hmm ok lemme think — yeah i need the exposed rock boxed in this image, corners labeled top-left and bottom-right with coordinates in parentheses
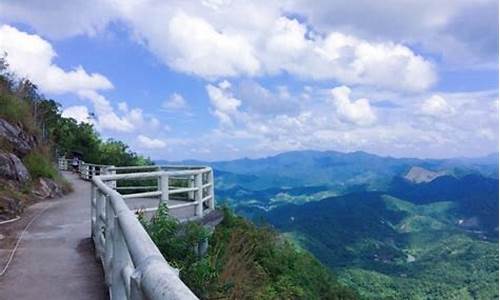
top-left (404, 166), bottom-right (447, 183)
top-left (0, 195), bottom-right (23, 220)
top-left (0, 151), bottom-right (30, 183)
top-left (33, 178), bottom-right (63, 199)
top-left (0, 118), bottom-right (37, 157)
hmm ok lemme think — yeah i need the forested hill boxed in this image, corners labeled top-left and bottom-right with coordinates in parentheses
top-left (264, 174), bottom-right (499, 299)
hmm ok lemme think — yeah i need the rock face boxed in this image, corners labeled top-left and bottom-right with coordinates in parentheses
top-left (0, 196), bottom-right (23, 220)
top-left (0, 151), bottom-right (30, 183)
top-left (33, 178), bottom-right (63, 199)
top-left (0, 118), bottom-right (37, 157)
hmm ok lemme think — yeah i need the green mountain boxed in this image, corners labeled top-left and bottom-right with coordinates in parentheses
top-left (159, 150), bottom-right (498, 192)
top-left (263, 175), bottom-right (499, 299)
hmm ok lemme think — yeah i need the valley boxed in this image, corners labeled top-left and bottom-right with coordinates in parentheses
top-left (180, 150), bottom-right (500, 299)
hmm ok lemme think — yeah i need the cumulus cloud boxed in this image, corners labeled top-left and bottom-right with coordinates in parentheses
top-left (162, 12), bottom-right (261, 77)
top-left (0, 0), bottom-right (117, 39)
top-left (162, 93), bottom-right (188, 111)
top-left (198, 81), bottom-right (497, 159)
top-left (138, 135), bottom-right (167, 149)
top-left (206, 81), bottom-right (242, 126)
top-left (61, 105), bottom-right (91, 124)
top-left (420, 95), bottom-right (455, 117)
top-left (285, 0), bottom-right (498, 67)
top-left (331, 86), bottom-right (377, 126)
top-left (0, 25), bottom-right (112, 94)
top-left (0, 25), bottom-right (163, 135)
top-left (0, 2), bottom-right (439, 91)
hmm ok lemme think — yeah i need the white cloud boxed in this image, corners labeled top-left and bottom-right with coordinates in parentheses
top-left (0, 0), bottom-right (117, 39)
top-left (206, 81), bottom-right (242, 126)
top-left (331, 86), bottom-right (377, 126)
top-left (161, 12), bottom-right (261, 77)
top-left (61, 105), bottom-right (91, 124)
top-left (285, 0), bottom-right (498, 67)
top-left (420, 94), bottom-right (455, 117)
top-left (162, 93), bottom-right (188, 111)
top-left (0, 2), bottom-right (439, 91)
top-left (0, 25), bottom-right (112, 94)
top-left (138, 135), bottom-right (167, 149)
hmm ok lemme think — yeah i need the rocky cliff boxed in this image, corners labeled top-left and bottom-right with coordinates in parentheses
top-left (0, 118), bottom-right (66, 221)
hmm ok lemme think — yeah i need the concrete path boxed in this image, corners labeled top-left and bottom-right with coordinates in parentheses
top-left (0, 172), bottom-right (107, 299)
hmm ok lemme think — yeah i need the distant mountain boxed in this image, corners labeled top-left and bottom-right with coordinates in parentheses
top-left (404, 166), bottom-right (447, 183)
top-left (389, 174), bottom-right (499, 233)
top-left (158, 150), bottom-right (498, 191)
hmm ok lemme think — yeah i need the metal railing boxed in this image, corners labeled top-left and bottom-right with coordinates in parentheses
top-left (58, 158), bottom-right (216, 299)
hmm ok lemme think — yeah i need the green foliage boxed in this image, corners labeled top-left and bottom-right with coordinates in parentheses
top-left (265, 190), bottom-right (499, 300)
top-left (140, 204), bottom-right (213, 296)
top-left (0, 93), bottom-right (33, 131)
top-left (142, 206), bottom-right (358, 299)
top-left (23, 150), bottom-right (57, 179)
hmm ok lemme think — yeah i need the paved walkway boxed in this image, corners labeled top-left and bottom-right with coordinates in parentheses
top-left (0, 172), bottom-right (107, 299)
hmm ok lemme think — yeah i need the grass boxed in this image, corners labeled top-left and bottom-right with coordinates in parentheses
top-left (0, 93), bottom-right (36, 133)
top-left (23, 151), bottom-right (57, 179)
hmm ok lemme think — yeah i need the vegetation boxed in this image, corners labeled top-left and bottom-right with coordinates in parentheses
top-left (141, 206), bottom-right (358, 299)
top-left (0, 54), bottom-right (151, 169)
top-left (23, 149), bottom-right (58, 179)
top-left (264, 183), bottom-right (499, 299)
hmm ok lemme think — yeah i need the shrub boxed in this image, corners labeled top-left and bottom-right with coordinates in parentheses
top-left (141, 206), bottom-right (359, 300)
top-left (23, 151), bottom-right (57, 179)
top-left (0, 93), bottom-right (35, 132)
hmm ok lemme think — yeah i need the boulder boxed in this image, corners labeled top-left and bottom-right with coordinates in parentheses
top-left (33, 178), bottom-right (63, 199)
top-left (0, 195), bottom-right (23, 220)
top-left (0, 118), bottom-right (37, 157)
top-left (0, 151), bottom-right (30, 183)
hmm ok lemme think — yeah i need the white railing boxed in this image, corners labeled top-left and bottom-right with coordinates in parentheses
top-left (92, 168), bottom-right (214, 299)
top-left (92, 175), bottom-right (199, 300)
top-left (57, 158), bottom-right (113, 181)
top-left (58, 157), bottom-right (215, 299)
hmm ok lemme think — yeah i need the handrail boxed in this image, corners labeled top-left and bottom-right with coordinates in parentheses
top-left (57, 157), bottom-right (216, 299)
top-left (58, 158), bottom-right (113, 181)
top-left (92, 176), bottom-right (199, 299)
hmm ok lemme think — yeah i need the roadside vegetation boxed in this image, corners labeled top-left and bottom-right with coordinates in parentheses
top-left (141, 205), bottom-right (359, 299)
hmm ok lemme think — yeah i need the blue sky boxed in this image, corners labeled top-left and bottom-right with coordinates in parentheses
top-left (0, 0), bottom-right (498, 161)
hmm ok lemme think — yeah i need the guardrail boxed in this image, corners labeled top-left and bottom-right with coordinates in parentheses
top-left (58, 158), bottom-right (113, 180)
top-left (58, 157), bottom-right (215, 299)
top-left (92, 174), bottom-right (199, 299)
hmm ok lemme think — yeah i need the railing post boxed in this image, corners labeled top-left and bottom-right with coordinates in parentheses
top-left (208, 170), bottom-right (215, 210)
top-left (160, 173), bottom-right (169, 204)
top-left (195, 173), bottom-right (203, 217)
top-left (94, 191), bottom-right (106, 260)
top-left (188, 175), bottom-right (194, 201)
top-left (104, 196), bottom-right (114, 285)
top-left (112, 222), bottom-right (131, 299)
top-left (91, 184), bottom-right (97, 238)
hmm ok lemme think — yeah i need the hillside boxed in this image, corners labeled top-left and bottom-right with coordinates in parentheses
top-left (263, 175), bottom-right (499, 299)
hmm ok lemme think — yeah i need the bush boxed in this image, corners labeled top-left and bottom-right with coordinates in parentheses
top-left (23, 151), bottom-right (57, 179)
top-left (141, 206), bottom-right (359, 300)
top-left (0, 93), bottom-right (34, 131)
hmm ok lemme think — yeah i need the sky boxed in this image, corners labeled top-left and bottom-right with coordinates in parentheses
top-left (0, 0), bottom-right (498, 161)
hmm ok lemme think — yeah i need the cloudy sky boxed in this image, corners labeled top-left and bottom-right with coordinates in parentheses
top-left (0, 0), bottom-right (498, 160)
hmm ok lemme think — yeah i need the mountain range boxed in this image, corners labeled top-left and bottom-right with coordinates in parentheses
top-left (158, 150), bottom-right (499, 299)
